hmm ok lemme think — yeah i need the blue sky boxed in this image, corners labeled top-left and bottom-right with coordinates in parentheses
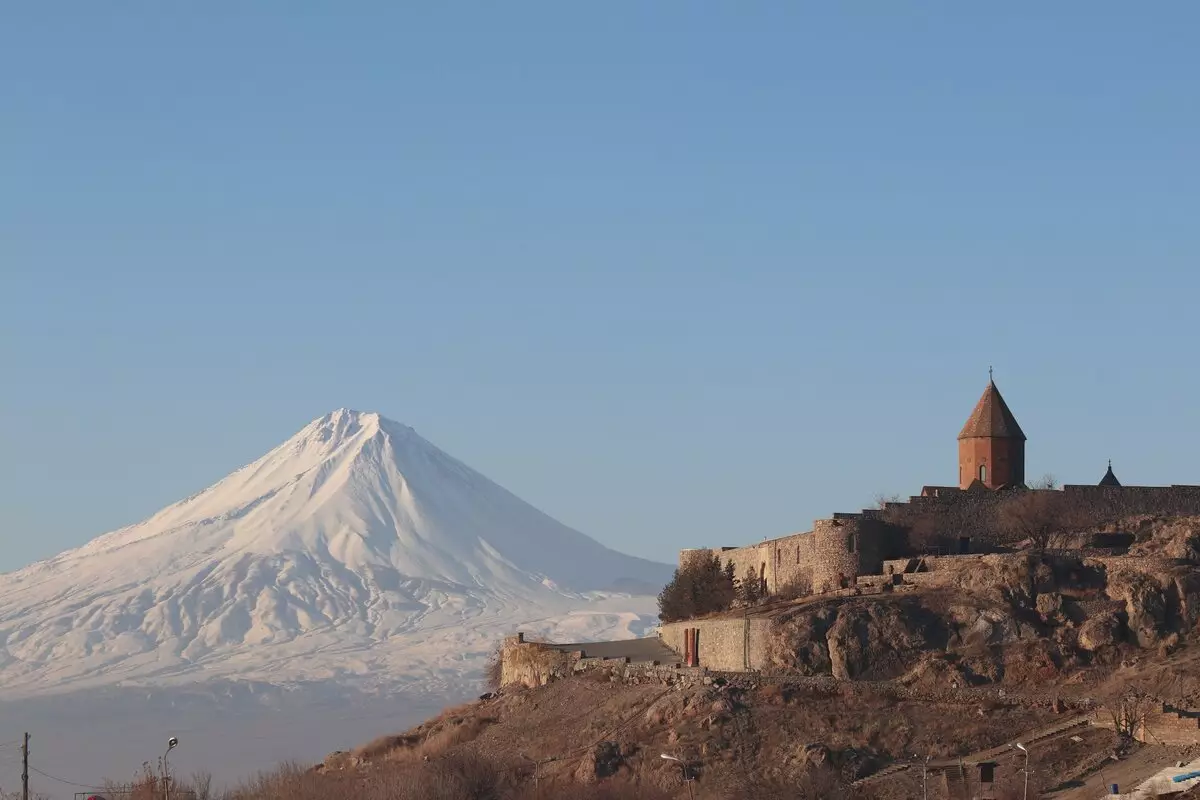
top-left (2, 4), bottom-right (1197, 571)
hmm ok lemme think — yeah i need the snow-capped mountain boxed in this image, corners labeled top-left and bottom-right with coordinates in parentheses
top-left (0, 410), bottom-right (669, 697)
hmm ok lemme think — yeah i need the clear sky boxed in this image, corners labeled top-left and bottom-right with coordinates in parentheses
top-left (2, 4), bottom-right (1198, 572)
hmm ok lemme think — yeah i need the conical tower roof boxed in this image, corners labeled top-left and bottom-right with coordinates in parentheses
top-left (1099, 460), bottom-right (1122, 487)
top-left (958, 380), bottom-right (1026, 441)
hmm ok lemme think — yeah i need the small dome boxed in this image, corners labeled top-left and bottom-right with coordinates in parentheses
top-left (1099, 460), bottom-right (1121, 487)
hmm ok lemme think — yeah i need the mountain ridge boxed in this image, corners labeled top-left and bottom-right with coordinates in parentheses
top-left (0, 409), bottom-right (668, 697)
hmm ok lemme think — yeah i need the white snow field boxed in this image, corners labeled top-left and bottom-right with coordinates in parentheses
top-left (0, 410), bottom-right (668, 787)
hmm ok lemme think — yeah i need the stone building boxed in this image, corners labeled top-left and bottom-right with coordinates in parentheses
top-left (678, 376), bottom-right (1200, 598)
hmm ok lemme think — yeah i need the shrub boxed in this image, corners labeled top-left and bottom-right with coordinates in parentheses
top-left (657, 552), bottom-right (736, 622)
top-left (738, 564), bottom-right (761, 605)
top-left (775, 573), bottom-right (812, 600)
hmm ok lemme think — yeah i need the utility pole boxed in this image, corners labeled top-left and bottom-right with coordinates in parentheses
top-left (21, 732), bottom-right (29, 800)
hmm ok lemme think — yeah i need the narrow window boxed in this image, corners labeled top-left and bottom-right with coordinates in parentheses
top-left (979, 464), bottom-right (987, 483)
top-left (796, 547), bottom-right (800, 565)
top-left (847, 533), bottom-right (857, 553)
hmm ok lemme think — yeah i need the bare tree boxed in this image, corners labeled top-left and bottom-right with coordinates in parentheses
top-left (190, 770), bottom-right (215, 800)
top-left (1028, 474), bottom-right (1060, 490)
top-left (998, 489), bottom-right (1083, 554)
top-left (1106, 688), bottom-right (1160, 742)
top-left (873, 493), bottom-right (903, 510)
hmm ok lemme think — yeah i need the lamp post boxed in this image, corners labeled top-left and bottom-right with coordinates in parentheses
top-left (519, 753), bottom-right (541, 799)
top-left (163, 737), bottom-right (179, 800)
top-left (922, 754), bottom-right (931, 800)
top-left (661, 754), bottom-right (695, 800)
top-left (1015, 742), bottom-right (1029, 800)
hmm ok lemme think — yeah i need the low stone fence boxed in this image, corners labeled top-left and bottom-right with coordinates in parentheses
top-left (883, 552), bottom-right (1028, 576)
top-left (500, 633), bottom-right (702, 688)
top-left (704, 671), bottom-right (1081, 711)
top-left (500, 634), bottom-right (579, 688)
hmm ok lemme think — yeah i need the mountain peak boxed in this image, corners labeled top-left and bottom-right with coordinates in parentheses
top-left (0, 408), bottom-right (669, 696)
top-left (303, 409), bottom-right (416, 447)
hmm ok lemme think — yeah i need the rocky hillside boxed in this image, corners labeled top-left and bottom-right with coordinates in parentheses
top-left (227, 517), bottom-right (1200, 799)
top-left (764, 516), bottom-right (1200, 688)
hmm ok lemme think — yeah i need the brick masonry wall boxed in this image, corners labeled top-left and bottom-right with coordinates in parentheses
top-left (1141, 707), bottom-right (1200, 746)
top-left (659, 618), bottom-right (773, 671)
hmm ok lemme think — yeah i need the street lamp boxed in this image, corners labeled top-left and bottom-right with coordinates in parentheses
top-left (163, 737), bottom-right (179, 800)
top-left (519, 753), bottom-right (544, 799)
top-left (661, 754), bottom-right (695, 800)
top-left (1014, 742), bottom-right (1029, 800)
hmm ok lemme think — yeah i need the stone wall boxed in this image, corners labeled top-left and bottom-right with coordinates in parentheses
top-left (678, 484), bottom-right (1200, 604)
top-left (679, 535), bottom-right (812, 598)
top-left (500, 633), bottom-right (577, 688)
top-left (767, 532), bottom-right (815, 593)
top-left (659, 618), bottom-right (773, 671)
top-left (877, 484), bottom-right (1200, 546)
top-left (1140, 705), bottom-right (1200, 746)
top-left (1091, 703), bottom-right (1200, 746)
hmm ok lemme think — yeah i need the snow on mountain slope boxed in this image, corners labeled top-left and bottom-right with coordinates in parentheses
top-left (0, 410), bottom-right (669, 697)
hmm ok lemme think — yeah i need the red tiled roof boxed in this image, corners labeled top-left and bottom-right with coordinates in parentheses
top-left (958, 380), bottom-right (1026, 441)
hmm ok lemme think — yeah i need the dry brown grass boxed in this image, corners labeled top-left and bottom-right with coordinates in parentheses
top-left (101, 762), bottom-right (215, 800)
top-left (226, 753), bottom-right (680, 800)
top-left (353, 703), bottom-right (498, 764)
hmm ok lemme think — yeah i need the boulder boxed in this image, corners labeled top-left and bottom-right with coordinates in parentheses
top-left (1078, 612), bottom-right (1120, 652)
top-left (710, 697), bottom-right (734, 715)
top-left (1108, 573), bottom-right (1167, 648)
top-left (1174, 572), bottom-right (1200, 632)
top-left (797, 742), bottom-right (832, 769)
top-left (576, 741), bottom-right (623, 783)
top-left (1036, 592), bottom-right (1064, 619)
top-left (825, 600), bottom-right (938, 681)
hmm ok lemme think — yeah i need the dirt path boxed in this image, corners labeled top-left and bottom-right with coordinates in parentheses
top-left (1043, 745), bottom-right (1192, 799)
top-left (854, 715), bottom-right (1091, 787)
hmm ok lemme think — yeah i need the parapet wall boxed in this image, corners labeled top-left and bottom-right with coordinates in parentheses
top-left (659, 618), bottom-right (773, 671)
top-left (876, 484), bottom-right (1200, 545)
top-left (679, 537), bottom-right (810, 597)
top-left (678, 484), bottom-right (1200, 602)
top-left (680, 515), bottom-right (906, 597)
top-left (500, 633), bottom-right (577, 688)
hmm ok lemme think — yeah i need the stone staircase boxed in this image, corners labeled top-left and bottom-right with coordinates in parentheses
top-left (942, 761), bottom-right (968, 799)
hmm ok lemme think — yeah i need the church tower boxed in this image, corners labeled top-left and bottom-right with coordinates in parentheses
top-left (958, 376), bottom-right (1026, 489)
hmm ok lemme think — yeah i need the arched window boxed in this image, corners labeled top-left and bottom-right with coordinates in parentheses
top-left (979, 464), bottom-right (988, 483)
top-left (847, 532), bottom-right (857, 553)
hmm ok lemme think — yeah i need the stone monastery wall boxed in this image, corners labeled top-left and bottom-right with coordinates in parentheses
top-left (659, 618), bottom-right (773, 672)
top-left (680, 484), bottom-right (1200, 597)
top-left (681, 515), bottom-right (906, 595)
